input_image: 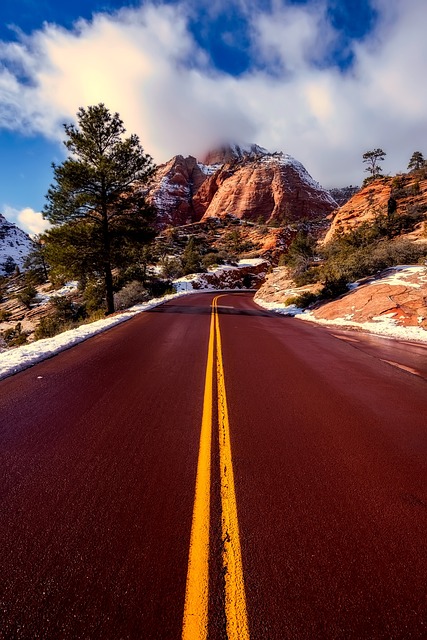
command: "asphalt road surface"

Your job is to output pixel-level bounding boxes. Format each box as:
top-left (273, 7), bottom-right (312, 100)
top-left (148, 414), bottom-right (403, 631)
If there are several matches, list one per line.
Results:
top-left (1, 292), bottom-right (426, 639)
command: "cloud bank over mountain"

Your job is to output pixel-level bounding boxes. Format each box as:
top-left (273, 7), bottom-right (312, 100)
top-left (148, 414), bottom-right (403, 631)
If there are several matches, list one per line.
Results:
top-left (0, 0), bottom-right (426, 188)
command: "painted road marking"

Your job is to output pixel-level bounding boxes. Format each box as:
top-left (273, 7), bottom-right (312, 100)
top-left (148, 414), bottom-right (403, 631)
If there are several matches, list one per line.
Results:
top-left (182, 309), bottom-right (215, 640)
top-left (214, 296), bottom-right (250, 640)
top-left (182, 296), bottom-right (249, 640)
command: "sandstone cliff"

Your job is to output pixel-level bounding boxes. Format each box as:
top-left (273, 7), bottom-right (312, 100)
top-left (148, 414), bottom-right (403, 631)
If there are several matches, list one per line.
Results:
top-left (195, 152), bottom-right (336, 224)
top-left (325, 172), bottom-right (427, 243)
top-left (146, 155), bottom-right (210, 227)
top-left (147, 144), bottom-right (337, 229)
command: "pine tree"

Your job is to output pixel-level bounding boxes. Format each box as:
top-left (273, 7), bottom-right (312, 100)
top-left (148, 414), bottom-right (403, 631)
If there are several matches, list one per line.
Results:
top-left (181, 237), bottom-right (203, 275)
top-left (407, 151), bottom-right (425, 172)
top-left (43, 104), bottom-right (156, 314)
top-left (362, 148), bottom-right (386, 182)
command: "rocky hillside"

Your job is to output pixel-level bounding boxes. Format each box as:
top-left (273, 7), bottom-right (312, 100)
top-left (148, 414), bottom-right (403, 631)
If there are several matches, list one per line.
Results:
top-left (154, 216), bottom-right (290, 263)
top-left (328, 186), bottom-right (359, 207)
top-left (325, 171), bottom-right (427, 243)
top-left (147, 144), bottom-right (337, 229)
top-left (0, 214), bottom-right (33, 276)
top-left (255, 265), bottom-right (427, 336)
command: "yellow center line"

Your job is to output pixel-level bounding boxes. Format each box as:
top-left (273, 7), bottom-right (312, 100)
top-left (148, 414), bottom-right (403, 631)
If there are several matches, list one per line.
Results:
top-left (214, 296), bottom-right (250, 640)
top-left (182, 309), bottom-right (215, 640)
top-left (182, 295), bottom-right (249, 640)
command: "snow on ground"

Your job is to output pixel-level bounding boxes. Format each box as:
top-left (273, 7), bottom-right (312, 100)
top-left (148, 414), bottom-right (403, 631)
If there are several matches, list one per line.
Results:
top-left (255, 294), bottom-right (427, 343)
top-left (236, 258), bottom-right (266, 267)
top-left (255, 265), bottom-right (427, 343)
top-left (296, 311), bottom-right (427, 343)
top-left (370, 265), bottom-right (427, 288)
top-left (35, 281), bottom-right (79, 304)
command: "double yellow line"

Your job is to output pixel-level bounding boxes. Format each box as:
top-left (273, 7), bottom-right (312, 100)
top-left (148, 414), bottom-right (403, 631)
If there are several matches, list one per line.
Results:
top-left (182, 295), bottom-right (250, 640)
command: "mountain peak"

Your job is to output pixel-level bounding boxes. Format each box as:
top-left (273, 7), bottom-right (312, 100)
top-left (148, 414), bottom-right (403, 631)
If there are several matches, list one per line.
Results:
top-left (202, 143), bottom-right (269, 166)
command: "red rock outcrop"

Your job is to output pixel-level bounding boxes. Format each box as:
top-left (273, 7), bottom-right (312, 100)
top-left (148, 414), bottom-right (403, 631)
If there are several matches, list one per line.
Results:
top-left (146, 155), bottom-right (208, 227)
top-left (255, 265), bottom-right (427, 332)
top-left (148, 145), bottom-right (337, 229)
top-left (325, 172), bottom-right (427, 243)
top-left (311, 266), bottom-right (427, 329)
top-left (194, 152), bottom-right (337, 224)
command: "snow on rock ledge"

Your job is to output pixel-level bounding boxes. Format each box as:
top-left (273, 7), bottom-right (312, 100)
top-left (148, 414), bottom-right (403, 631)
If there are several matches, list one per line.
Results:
top-left (255, 265), bottom-right (427, 342)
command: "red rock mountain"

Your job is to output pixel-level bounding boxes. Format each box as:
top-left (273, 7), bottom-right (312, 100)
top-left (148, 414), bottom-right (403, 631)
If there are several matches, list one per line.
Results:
top-left (147, 144), bottom-right (337, 228)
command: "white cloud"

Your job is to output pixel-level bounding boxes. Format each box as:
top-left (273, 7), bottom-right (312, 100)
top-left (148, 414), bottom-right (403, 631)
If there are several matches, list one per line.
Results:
top-left (0, 0), bottom-right (426, 187)
top-left (3, 205), bottom-right (50, 235)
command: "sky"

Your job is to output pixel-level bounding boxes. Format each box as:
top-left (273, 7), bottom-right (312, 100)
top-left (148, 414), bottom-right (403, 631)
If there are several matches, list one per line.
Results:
top-left (0, 0), bottom-right (426, 235)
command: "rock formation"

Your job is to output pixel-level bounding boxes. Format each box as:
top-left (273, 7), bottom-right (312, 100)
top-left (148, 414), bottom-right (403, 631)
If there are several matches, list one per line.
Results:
top-left (325, 173), bottom-right (427, 243)
top-left (145, 155), bottom-right (210, 227)
top-left (310, 266), bottom-right (427, 330)
top-left (147, 144), bottom-right (337, 229)
top-left (195, 151), bottom-right (337, 224)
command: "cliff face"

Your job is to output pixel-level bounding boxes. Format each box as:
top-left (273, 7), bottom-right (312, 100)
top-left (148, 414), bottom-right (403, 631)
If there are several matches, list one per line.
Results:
top-left (148, 145), bottom-right (337, 229)
top-left (325, 172), bottom-right (427, 243)
top-left (146, 155), bottom-right (211, 227)
top-left (194, 153), bottom-right (337, 224)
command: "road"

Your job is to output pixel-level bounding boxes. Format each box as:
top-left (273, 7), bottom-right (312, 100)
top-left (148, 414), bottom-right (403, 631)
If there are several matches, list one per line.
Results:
top-left (0, 292), bottom-right (426, 639)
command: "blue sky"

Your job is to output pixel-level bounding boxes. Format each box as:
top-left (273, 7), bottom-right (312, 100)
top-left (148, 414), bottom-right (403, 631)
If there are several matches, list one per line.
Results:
top-left (0, 0), bottom-right (426, 234)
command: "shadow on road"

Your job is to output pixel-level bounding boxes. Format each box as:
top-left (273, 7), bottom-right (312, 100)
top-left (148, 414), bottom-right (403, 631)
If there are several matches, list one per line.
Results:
top-left (146, 305), bottom-right (275, 318)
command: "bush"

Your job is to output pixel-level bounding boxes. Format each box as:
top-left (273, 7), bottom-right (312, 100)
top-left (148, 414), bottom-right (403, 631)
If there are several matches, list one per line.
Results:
top-left (50, 296), bottom-right (86, 323)
top-left (83, 281), bottom-right (105, 314)
top-left (34, 296), bottom-right (86, 340)
top-left (147, 279), bottom-right (174, 298)
top-left (284, 291), bottom-right (319, 308)
top-left (202, 252), bottom-right (223, 269)
top-left (319, 238), bottom-right (427, 297)
top-left (0, 309), bottom-right (11, 321)
top-left (34, 316), bottom-right (62, 340)
top-left (16, 284), bottom-right (37, 308)
top-left (114, 281), bottom-right (148, 310)
top-left (160, 256), bottom-right (183, 279)
top-left (1, 322), bottom-right (28, 346)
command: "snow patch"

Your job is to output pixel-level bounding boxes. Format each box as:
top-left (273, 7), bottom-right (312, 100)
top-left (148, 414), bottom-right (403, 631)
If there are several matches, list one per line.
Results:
top-left (294, 310), bottom-right (427, 343)
top-left (369, 265), bottom-right (427, 289)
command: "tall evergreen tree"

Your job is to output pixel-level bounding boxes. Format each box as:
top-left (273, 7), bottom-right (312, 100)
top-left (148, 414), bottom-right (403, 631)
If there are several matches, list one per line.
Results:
top-left (407, 151), bottom-right (425, 172)
top-left (43, 104), bottom-right (156, 314)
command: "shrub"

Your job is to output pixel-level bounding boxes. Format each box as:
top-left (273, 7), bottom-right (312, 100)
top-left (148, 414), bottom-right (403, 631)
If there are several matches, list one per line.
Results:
top-left (50, 296), bottom-right (86, 323)
top-left (83, 281), bottom-right (105, 314)
top-left (202, 252), bottom-right (223, 269)
top-left (0, 309), bottom-right (11, 321)
top-left (1, 322), bottom-right (28, 346)
top-left (114, 281), bottom-right (148, 310)
top-left (16, 285), bottom-right (38, 308)
top-left (34, 296), bottom-right (86, 340)
top-left (34, 316), bottom-right (62, 340)
top-left (160, 256), bottom-right (183, 279)
top-left (147, 279), bottom-right (174, 298)
top-left (284, 291), bottom-right (319, 307)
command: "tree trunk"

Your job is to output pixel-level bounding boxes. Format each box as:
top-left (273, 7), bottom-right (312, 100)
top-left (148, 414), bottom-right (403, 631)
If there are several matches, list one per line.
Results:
top-left (101, 202), bottom-right (115, 315)
top-left (104, 260), bottom-right (115, 315)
